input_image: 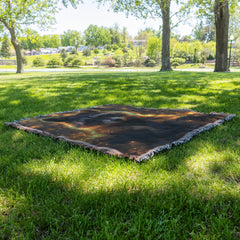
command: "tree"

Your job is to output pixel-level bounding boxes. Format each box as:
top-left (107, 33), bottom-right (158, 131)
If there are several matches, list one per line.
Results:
top-left (61, 30), bottom-right (83, 49)
top-left (1, 36), bottom-right (11, 59)
top-left (121, 27), bottom-right (129, 44)
top-left (180, 35), bottom-right (193, 42)
top-left (109, 24), bottom-right (121, 46)
top-left (41, 34), bottom-right (61, 48)
top-left (60, 49), bottom-right (68, 60)
top-left (20, 29), bottom-right (42, 51)
top-left (229, 5), bottom-right (240, 40)
top-left (39, 35), bottom-right (51, 48)
top-left (188, 0), bottom-right (239, 72)
top-left (134, 28), bottom-right (154, 44)
top-left (84, 25), bottom-right (111, 47)
top-left (0, 0), bottom-right (60, 73)
top-left (214, 0), bottom-right (229, 71)
top-left (96, 0), bottom-right (177, 71)
top-left (159, 0), bottom-right (172, 71)
top-left (146, 36), bottom-right (162, 63)
top-left (193, 20), bottom-right (215, 42)
top-left (0, 0), bottom-right (82, 73)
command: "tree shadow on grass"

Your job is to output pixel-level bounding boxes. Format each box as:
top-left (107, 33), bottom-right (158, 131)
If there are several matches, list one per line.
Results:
top-left (0, 71), bottom-right (240, 239)
top-left (1, 71), bottom-right (239, 171)
top-left (1, 124), bottom-right (239, 239)
top-left (1, 139), bottom-right (240, 239)
top-left (1, 71), bottom-right (239, 156)
top-left (0, 71), bottom-right (213, 119)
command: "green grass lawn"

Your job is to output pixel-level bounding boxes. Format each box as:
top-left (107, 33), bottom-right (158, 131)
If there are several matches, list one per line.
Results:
top-left (0, 71), bottom-right (239, 239)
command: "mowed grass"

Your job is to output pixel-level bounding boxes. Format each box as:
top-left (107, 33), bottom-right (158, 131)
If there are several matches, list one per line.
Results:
top-left (0, 71), bottom-right (239, 239)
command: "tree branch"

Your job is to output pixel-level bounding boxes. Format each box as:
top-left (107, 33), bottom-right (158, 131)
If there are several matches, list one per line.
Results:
top-left (0, 17), bottom-right (11, 30)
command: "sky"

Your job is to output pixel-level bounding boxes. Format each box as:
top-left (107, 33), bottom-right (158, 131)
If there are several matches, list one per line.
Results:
top-left (40, 1), bottom-right (195, 37)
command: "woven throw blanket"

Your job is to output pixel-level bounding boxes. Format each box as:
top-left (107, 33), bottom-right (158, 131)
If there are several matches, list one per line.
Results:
top-left (5, 104), bottom-right (235, 162)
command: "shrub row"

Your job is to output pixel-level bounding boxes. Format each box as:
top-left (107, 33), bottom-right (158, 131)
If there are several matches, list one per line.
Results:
top-left (101, 56), bottom-right (157, 68)
top-left (33, 56), bottom-right (83, 68)
top-left (32, 56), bottom-right (159, 68)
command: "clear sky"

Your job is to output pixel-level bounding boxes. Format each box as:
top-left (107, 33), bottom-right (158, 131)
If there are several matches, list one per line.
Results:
top-left (40, 1), bottom-right (194, 37)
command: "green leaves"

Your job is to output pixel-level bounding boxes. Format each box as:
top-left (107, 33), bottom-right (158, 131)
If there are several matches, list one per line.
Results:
top-left (0, 0), bottom-right (84, 73)
top-left (0, 0), bottom-right (60, 31)
top-left (62, 0), bottom-right (83, 9)
top-left (84, 25), bottom-right (111, 47)
top-left (61, 30), bottom-right (83, 48)
top-left (0, 36), bottom-right (11, 58)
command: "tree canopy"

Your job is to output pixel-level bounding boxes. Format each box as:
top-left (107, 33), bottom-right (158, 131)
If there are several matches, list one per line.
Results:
top-left (84, 25), bottom-right (111, 47)
top-left (96, 0), bottom-right (184, 71)
top-left (229, 5), bottom-right (240, 40)
top-left (0, 36), bottom-right (11, 59)
top-left (0, 0), bottom-right (59, 30)
top-left (0, 0), bottom-right (83, 73)
top-left (61, 30), bottom-right (83, 49)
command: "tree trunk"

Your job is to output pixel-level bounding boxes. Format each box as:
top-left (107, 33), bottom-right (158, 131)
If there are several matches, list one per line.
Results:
top-left (9, 27), bottom-right (24, 73)
top-left (214, 0), bottom-right (229, 72)
top-left (160, 0), bottom-right (172, 71)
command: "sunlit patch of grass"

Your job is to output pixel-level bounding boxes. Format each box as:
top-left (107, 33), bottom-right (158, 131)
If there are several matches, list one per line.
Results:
top-left (0, 193), bottom-right (12, 221)
top-left (0, 71), bottom-right (239, 239)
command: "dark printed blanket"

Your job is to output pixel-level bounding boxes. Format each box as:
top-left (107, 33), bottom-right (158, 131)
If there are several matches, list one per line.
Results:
top-left (5, 104), bottom-right (235, 162)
